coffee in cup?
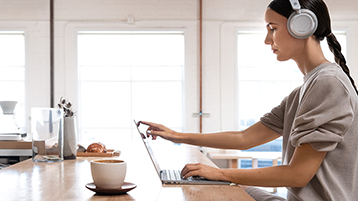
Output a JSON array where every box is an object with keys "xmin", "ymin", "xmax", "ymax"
[{"xmin": 90, "ymin": 158, "xmax": 127, "ymax": 189}]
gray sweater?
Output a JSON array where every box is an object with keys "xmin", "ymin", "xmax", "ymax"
[{"xmin": 247, "ymin": 63, "xmax": 358, "ymax": 201}]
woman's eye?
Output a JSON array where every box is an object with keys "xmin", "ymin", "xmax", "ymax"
[{"xmin": 266, "ymin": 25, "xmax": 276, "ymax": 33}]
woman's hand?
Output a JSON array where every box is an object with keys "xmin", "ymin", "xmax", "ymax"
[
  {"xmin": 138, "ymin": 121, "xmax": 181, "ymax": 142},
  {"xmin": 181, "ymin": 163, "xmax": 226, "ymax": 181}
]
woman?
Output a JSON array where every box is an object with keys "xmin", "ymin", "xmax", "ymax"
[{"xmin": 139, "ymin": 0, "xmax": 358, "ymax": 200}]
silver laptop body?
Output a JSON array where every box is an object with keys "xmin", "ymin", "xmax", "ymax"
[{"xmin": 134, "ymin": 120, "xmax": 231, "ymax": 185}]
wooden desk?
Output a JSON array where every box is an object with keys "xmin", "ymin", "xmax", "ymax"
[{"xmin": 0, "ymin": 140, "xmax": 254, "ymax": 201}]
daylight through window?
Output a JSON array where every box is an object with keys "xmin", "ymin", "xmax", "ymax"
[
  {"xmin": 0, "ymin": 32, "xmax": 25, "ymax": 131},
  {"xmin": 77, "ymin": 31, "xmax": 184, "ymax": 148}
]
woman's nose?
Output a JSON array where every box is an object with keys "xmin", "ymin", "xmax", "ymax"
[{"xmin": 264, "ymin": 33, "xmax": 272, "ymax": 45}]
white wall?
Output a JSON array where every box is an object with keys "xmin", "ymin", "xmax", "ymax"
[{"xmin": 0, "ymin": 0, "xmax": 357, "ymax": 134}]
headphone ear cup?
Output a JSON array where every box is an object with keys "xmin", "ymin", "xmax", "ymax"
[{"xmin": 287, "ymin": 9, "xmax": 318, "ymax": 39}]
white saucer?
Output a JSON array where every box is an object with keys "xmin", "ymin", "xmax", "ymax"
[{"xmin": 85, "ymin": 182, "xmax": 137, "ymax": 195}]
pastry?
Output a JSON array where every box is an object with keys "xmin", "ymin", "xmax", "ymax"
[{"xmin": 86, "ymin": 142, "xmax": 107, "ymax": 153}]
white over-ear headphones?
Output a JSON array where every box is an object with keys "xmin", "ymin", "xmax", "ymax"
[{"xmin": 287, "ymin": 0, "xmax": 318, "ymax": 39}]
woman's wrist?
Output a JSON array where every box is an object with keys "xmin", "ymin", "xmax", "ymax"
[
  {"xmin": 169, "ymin": 131, "xmax": 185, "ymax": 143},
  {"xmin": 219, "ymin": 168, "xmax": 232, "ymax": 182}
]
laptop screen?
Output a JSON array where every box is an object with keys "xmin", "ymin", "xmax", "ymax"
[{"xmin": 133, "ymin": 120, "xmax": 162, "ymax": 176}]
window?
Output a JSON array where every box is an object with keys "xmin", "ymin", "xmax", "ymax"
[
  {"xmin": 237, "ymin": 31, "xmax": 346, "ymax": 168},
  {"xmin": 77, "ymin": 31, "xmax": 184, "ymax": 148},
  {"xmin": 0, "ymin": 32, "xmax": 26, "ymax": 131}
]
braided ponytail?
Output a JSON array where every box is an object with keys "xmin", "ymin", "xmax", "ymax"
[{"xmin": 326, "ymin": 33, "xmax": 358, "ymax": 95}]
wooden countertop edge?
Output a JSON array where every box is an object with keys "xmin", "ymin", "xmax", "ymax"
[{"xmin": 0, "ymin": 140, "xmax": 32, "ymax": 149}]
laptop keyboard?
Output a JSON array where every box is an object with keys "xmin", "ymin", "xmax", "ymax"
[
  {"xmin": 161, "ymin": 169, "xmax": 207, "ymax": 181},
  {"xmin": 162, "ymin": 169, "xmax": 181, "ymax": 181}
]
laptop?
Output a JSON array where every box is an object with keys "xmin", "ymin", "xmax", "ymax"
[{"xmin": 134, "ymin": 120, "xmax": 232, "ymax": 185}]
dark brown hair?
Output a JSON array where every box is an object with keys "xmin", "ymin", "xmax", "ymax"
[{"xmin": 268, "ymin": 0, "xmax": 358, "ymax": 95}]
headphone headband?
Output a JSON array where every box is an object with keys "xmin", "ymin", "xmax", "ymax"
[{"xmin": 289, "ymin": 0, "xmax": 301, "ymax": 10}]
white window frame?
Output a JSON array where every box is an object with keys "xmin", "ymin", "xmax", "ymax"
[
  {"xmin": 62, "ymin": 22, "xmax": 200, "ymax": 143},
  {"xmin": 76, "ymin": 31, "xmax": 185, "ymax": 145},
  {"xmin": 0, "ymin": 31, "xmax": 26, "ymax": 130}
]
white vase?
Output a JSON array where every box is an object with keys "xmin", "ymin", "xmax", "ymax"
[{"xmin": 63, "ymin": 116, "xmax": 77, "ymax": 159}]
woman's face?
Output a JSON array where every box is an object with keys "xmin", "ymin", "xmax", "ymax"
[{"xmin": 264, "ymin": 8, "xmax": 305, "ymax": 61}]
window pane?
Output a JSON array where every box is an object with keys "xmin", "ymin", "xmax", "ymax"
[
  {"xmin": 78, "ymin": 32, "xmax": 184, "ymax": 147},
  {"xmin": 82, "ymin": 128, "xmax": 132, "ymax": 149},
  {"xmin": 132, "ymin": 82, "xmax": 182, "ymax": 128},
  {"xmin": 0, "ymin": 67, "xmax": 24, "ymax": 80},
  {"xmin": 0, "ymin": 32, "xmax": 25, "ymax": 130},
  {"xmin": 80, "ymin": 82, "xmax": 132, "ymax": 128},
  {"xmin": 132, "ymin": 66, "xmax": 183, "ymax": 81},
  {"xmin": 0, "ymin": 81, "xmax": 25, "ymax": 101},
  {"xmin": 0, "ymin": 34, "xmax": 25, "ymax": 66},
  {"xmin": 78, "ymin": 33, "xmax": 184, "ymax": 66},
  {"xmin": 80, "ymin": 66, "xmax": 131, "ymax": 81}
]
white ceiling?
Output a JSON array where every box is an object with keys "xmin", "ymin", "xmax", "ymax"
[{"xmin": 0, "ymin": 0, "xmax": 356, "ymax": 22}]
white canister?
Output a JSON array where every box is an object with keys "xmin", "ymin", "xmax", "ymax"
[{"xmin": 63, "ymin": 116, "xmax": 77, "ymax": 159}]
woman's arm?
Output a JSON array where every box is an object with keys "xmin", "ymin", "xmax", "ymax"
[
  {"xmin": 182, "ymin": 143, "xmax": 327, "ymax": 187},
  {"xmin": 139, "ymin": 121, "xmax": 281, "ymax": 150}
]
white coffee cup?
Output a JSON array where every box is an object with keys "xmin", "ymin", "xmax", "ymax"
[{"xmin": 90, "ymin": 158, "xmax": 127, "ymax": 189}]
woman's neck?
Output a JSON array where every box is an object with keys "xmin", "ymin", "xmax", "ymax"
[{"xmin": 293, "ymin": 37, "xmax": 330, "ymax": 75}]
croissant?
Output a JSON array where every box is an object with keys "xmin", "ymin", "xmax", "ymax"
[{"xmin": 86, "ymin": 143, "xmax": 107, "ymax": 153}]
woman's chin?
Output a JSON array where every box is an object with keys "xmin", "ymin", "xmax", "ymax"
[{"xmin": 275, "ymin": 55, "xmax": 290, "ymax": 62}]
